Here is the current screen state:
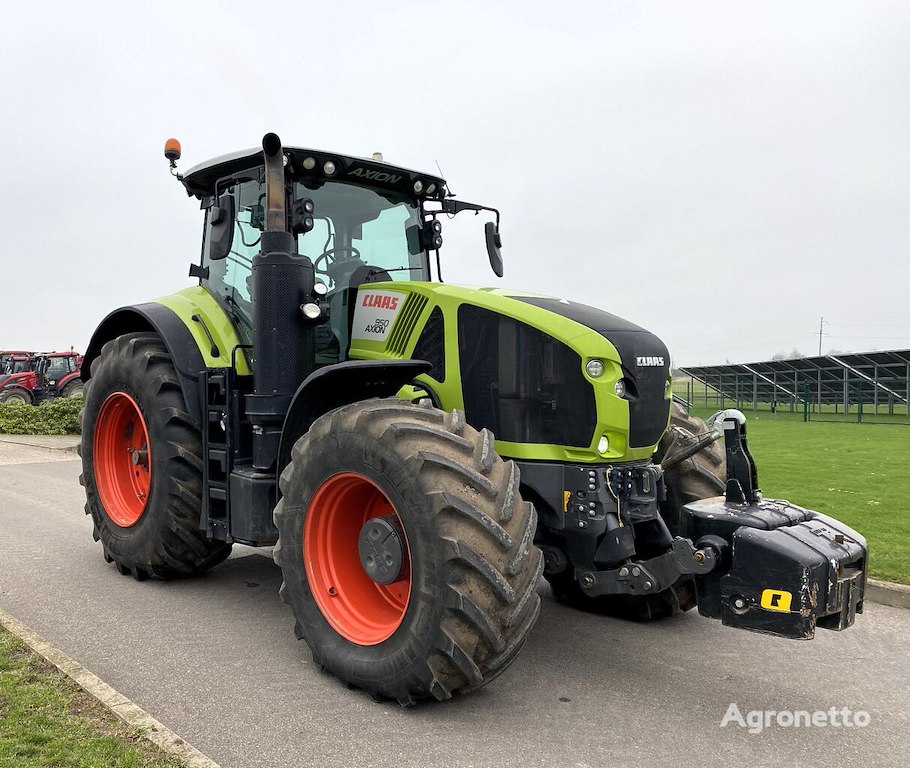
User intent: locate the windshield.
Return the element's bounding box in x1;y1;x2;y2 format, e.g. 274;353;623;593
294;180;426;290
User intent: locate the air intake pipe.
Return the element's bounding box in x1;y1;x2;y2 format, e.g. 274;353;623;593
246;132;316;469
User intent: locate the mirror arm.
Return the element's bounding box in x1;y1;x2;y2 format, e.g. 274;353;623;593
441;199;500;229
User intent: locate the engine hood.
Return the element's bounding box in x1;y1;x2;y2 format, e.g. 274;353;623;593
505;295;671;449
350;281;673;457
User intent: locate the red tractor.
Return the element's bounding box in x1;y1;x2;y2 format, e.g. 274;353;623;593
0;351;84;404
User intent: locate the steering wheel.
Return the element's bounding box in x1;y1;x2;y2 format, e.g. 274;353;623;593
314;246;362;275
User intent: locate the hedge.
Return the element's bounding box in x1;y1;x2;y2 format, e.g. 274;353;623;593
0;398;82;435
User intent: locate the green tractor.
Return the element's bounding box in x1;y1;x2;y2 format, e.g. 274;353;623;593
79;134;866;705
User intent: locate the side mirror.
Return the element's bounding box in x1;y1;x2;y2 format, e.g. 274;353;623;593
485;221;503;277
209;193;236;261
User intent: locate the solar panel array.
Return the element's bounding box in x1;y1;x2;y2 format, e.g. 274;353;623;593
681;349;910;413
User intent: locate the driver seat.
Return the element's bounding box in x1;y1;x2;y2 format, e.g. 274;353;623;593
315;265;391;365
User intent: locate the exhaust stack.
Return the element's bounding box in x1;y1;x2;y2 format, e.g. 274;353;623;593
246;133;316;469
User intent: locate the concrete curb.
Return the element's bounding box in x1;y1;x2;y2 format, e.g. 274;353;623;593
0;606;220;768
866;578;910;610
0;434;80;453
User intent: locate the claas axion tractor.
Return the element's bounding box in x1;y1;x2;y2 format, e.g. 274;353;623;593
79;133;867;705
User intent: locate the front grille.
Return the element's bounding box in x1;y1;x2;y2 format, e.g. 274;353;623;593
386;293;428;355
608;330;671;448
411;306;445;381
457;305;596;447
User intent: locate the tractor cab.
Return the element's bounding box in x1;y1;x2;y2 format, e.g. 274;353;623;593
182;147;442;364
0;351;33;375
39;352;82;391
179;145;501;365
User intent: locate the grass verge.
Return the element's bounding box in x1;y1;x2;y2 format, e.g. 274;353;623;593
0;626;183;768
689;407;910;584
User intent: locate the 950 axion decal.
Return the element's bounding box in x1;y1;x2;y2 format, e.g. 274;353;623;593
351;290;406;342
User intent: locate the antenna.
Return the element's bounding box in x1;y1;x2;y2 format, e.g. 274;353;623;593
435;160;455;197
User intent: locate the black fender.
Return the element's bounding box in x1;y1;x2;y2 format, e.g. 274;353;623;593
277;359;432;494
82;304;206;428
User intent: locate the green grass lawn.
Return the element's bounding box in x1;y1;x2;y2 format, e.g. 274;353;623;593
688;407;910;584
0;627;183;768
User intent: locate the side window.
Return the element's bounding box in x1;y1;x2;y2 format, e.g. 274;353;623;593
202;178;264;344
46;359;67;380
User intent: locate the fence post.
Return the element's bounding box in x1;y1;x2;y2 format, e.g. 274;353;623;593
802;381;811;422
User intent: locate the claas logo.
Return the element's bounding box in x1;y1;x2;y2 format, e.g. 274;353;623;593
361;293;399;310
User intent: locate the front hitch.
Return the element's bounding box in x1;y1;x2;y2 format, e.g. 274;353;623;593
577;537;716;596
578;410;867;640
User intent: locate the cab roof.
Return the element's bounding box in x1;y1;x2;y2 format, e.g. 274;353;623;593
181;146;446;202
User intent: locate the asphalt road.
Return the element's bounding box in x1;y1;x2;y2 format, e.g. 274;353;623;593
0;442;907;768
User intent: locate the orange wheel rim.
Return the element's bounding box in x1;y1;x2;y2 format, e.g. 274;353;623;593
304;472;412;645
93;392;152;527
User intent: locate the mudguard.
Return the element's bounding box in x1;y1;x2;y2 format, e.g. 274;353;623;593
82;303;207;428
277;358;432;492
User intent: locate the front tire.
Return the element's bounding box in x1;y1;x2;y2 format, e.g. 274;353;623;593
0;388;32;404
655;401;726;536
274;399;543;705
80;333;231;579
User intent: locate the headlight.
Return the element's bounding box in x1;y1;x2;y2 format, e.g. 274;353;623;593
585;359;605;378
301;303;321;319
614;379;626;398
597;435;610;455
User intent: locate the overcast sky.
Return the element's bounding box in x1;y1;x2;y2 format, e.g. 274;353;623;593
2;1;907;365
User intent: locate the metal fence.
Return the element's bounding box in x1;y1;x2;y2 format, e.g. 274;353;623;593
677;349;910;424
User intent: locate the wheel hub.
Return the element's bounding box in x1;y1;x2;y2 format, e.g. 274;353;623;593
358;516;404;585
93;392;151;528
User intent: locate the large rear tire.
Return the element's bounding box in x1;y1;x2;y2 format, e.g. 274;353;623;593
61;379;85;398
79;333;231;580
274;399;543;705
